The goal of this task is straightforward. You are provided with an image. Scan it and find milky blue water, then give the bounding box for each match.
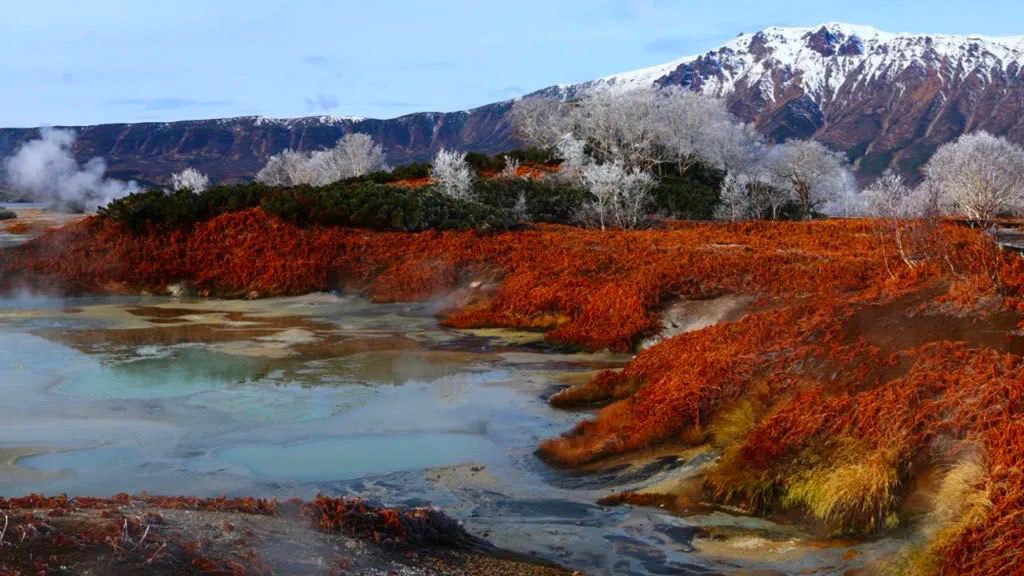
[0,292,856,575]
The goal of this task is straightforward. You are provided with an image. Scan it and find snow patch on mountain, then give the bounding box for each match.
[588,22,1024,104]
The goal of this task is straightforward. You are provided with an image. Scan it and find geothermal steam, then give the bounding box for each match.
[3,127,138,211]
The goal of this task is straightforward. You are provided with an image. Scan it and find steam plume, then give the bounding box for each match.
[3,127,139,211]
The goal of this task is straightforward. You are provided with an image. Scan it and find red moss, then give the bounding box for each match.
[5,210,972,351]
[3,209,1024,571]
[0,493,478,575]
[942,422,1024,576]
[303,495,480,548]
[3,221,33,235]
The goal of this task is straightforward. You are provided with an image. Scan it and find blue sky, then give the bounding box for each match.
[1,0,1021,127]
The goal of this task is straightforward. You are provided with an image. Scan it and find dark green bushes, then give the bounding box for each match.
[0,209,17,221]
[97,154,740,234]
[345,162,431,185]
[465,149,556,172]
[472,178,586,223]
[100,181,520,233]
[650,162,725,220]
[99,185,267,232]
[261,183,517,231]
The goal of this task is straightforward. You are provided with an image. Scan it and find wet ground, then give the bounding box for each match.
[0,203,85,247]
[0,292,898,574]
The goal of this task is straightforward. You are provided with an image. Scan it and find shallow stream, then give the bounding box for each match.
[0,292,895,574]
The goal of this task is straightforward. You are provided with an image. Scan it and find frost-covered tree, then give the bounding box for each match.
[569,88,662,171]
[580,162,654,230]
[863,169,916,219]
[714,156,792,221]
[498,155,521,179]
[431,148,474,200]
[509,97,569,153]
[170,167,210,192]
[552,135,590,185]
[923,131,1024,221]
[862,169,948,271]
[704,121,765,174]
[654,87,752,174]
[319,133,388,180]
[256,149,317,186]
[863,169,919,268]
[715,172,757,221]
[763,140,854,218]
[255,134,388,187]
[714,170,775,221]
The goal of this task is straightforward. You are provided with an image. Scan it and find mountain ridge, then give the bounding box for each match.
[3,22,1024,187]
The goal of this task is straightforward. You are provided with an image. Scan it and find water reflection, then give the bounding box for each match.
[0,292,864,574]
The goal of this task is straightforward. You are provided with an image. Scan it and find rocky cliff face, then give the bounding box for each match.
[2,22,1023,186]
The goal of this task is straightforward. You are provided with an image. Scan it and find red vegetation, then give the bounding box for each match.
[303,495,483,549]
[3,209,1024,572]
[942,422,1024,576]
[0,494,279,576]
[3,221,33,235]
[479,163,560,180]
[2,208,988,351]
[0,493,480,575]
[389,176,433,188]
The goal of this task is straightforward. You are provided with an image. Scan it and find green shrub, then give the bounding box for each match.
[354,162,431,184]
[194,183,267,218]
[472,179,587,223]
[98,189,199,232]
[101,180,520,233]
[0,208,16,221]
[650,162,726,220]
[503,147,555,164]
[260,182,518,232]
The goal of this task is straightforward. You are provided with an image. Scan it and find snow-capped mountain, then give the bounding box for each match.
[2,22,1023,186]
[557,22,1024,179]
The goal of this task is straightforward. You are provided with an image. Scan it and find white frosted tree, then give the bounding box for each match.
[569,87,662,171]
[862,169,949,272]
[923,131,1024,222]
[704,121,765,175]
[715,172,755,221]
[255,134,388,187]
[714,157,792,221]
[552,134,590,185]
[431,148,474,200]
[763,140,854,218]
[863,169,916,219]
[580,162,654,230]
[654,87,748,174]
[256,149,317,186]
[498,155,521,179]
[508,97,569,153]
[863,168,918,269]
[170,167,210,192]
[715,171,771,221]
[318,133,388,181]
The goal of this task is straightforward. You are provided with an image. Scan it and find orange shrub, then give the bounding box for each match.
[2,209,1023,572]
[4,210,957,350]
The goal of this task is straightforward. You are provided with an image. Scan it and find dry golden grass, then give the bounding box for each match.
[883,452,991,576]
[707,399,766,450]
[781,443,902,534]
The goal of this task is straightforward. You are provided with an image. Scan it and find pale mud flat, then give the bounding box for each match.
[0,291,899,575]
[641,295,754,349]
[0,205,86,247]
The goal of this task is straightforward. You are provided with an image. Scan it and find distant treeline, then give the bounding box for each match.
[99,149,732,233]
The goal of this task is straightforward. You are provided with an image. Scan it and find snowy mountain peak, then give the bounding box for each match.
[590,22,1024,102]
[565,23,1024,181]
